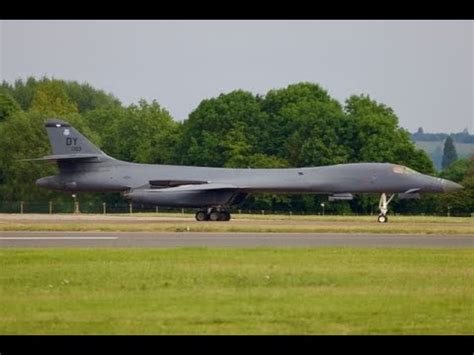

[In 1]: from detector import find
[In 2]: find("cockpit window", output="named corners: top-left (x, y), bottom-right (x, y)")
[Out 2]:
top-left (392, 165), bottom-right (420, 174)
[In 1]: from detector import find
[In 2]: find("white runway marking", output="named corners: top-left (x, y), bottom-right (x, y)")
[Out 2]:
top-left (0, 237), bottom-right (118, 240)
top-left (0, 232), bottom-right (472, 248)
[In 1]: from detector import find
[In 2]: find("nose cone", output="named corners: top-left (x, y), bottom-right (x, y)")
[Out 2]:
top-left (441, 179), bottom-right (463, 193)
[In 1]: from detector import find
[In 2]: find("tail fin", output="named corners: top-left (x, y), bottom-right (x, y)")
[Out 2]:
top-left (45, 119), bottom-right (105, 156)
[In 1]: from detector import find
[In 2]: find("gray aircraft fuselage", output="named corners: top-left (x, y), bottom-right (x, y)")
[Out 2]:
top-left (35, 119), bottom-right (462, 213)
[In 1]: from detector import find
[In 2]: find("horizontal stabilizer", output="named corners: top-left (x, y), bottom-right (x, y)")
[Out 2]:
top-left (20, 154), bottom-right (101, 162)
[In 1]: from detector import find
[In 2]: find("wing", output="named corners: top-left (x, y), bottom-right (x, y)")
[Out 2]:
top-left (126, 182), bottom-right (247, 208)
top-left (148, 180), bottom-right (209, 188)
top-left (147, 182), bottom-right (238, 191)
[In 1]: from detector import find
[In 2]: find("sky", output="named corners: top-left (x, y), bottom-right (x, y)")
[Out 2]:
top-left (0, 20), bottom-right (472, 133)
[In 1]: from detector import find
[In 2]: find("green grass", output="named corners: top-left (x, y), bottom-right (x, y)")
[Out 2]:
top-left (1, 214), bottom-right (472, 234)
top-left (0, 248), bottom-right (472, 334)
top-left (1, 222), bottom-right (473, 234)
top-left (117, 213), bottom-right (474, 223)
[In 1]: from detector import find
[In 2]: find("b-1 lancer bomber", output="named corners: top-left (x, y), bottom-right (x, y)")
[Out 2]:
top-left (33, 119), bottom-right (462, 223)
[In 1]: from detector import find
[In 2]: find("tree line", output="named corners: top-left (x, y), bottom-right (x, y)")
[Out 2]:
top-left (412, 127), bottom-right (474, 144)
top-left (0, 77), bottom-right (472, 215)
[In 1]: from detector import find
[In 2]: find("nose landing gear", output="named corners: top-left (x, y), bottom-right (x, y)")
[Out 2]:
top-left (378, 193), bottom-right (395, 223)
top-left (195, 207), bottom-right (231, 222)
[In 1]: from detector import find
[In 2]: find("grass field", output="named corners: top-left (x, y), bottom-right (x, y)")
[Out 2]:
top-left (119, 213), bottom-right (472, 223)
top-left (0, 248), bottom-right (472, 334)
top-left (0, 214), bottom-right (473, 234)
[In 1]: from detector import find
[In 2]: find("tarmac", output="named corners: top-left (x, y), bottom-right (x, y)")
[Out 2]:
top-left (0, 231), bottom-right (473, 248)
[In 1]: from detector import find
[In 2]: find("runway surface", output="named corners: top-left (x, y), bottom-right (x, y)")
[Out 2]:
top-left (0, 231), bottom-right (472, 248)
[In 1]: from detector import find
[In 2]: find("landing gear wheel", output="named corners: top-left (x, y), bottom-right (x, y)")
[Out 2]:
top-left (209, 211), bottom-right (221, 221)
top-left (201, 207), bottom-right (231, 222)
top-left (222, 211), bottom-right (231, 221)
top-left (195, 211), bottom-right (208, 221)
top-left (378, 214), bottom-right (388, 223)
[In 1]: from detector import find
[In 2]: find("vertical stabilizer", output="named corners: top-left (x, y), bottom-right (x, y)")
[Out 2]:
top-left (45, 119), bottom-right (105, 156)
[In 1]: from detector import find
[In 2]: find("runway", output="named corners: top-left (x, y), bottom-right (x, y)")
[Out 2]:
top-left (0, 231), bottom-right (472, 248)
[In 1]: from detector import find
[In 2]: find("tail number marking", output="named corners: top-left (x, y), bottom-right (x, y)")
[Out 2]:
top-left (66, 137), bottom-right (82, 152)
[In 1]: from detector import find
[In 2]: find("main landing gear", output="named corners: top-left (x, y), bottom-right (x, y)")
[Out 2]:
top-left (378, 193), bottom-right (395, 223)
top-left (195, 207), bottom-right (231, 222)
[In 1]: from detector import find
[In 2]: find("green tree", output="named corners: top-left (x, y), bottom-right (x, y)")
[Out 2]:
top-left (344, 95), bottom-right (433, 173)
top-left (261, 82), bottom-right (349, 165)
top-left (63, 81), bottom-right (121, 113)
top-left (258, 83), bottom-right (353, 213)
top-left (0, 78), bottom-right (105, 205)
top-left (99, 100), bottom-right (178, 164)
top-left (1, 77), bottom-right (121, 113)
top-left (0, 111), bottom-right (99, 202)
top-left (30, 81), bottom-right (79, 116)
top-left (440, 158), bottom-right (470, 182)
top-left (0, 111), bottom-right (56, 201)
top-left (441, 136), bottom-right (458, 170)
top-left (0, 77), bottom-right (176, 208)
top-left (1, 77), bottom-right (40, 110)
top-left (438, 156), bottom-right (474, 214)
top-left (221, 123), bottom-right (252, 168)
top-left (0, 91), bottom-right (21, 122)
top-left (82, 105), bottom-right (127, 139)
top-left (244, 154), bottom-right (288, 169)
top-left (178, 90), bottom-right (268, 167)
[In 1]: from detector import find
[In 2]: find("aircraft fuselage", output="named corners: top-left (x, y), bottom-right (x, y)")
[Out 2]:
top-left (37, 159), bottom-right (455, 195)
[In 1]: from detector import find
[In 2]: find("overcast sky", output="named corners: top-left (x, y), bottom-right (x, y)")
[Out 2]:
top-left (0, 20), bottom-right (472, 133)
